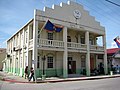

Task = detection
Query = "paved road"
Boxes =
[0,77,120,90]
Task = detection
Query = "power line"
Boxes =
[105,0,120,7]
[77,0,120,25]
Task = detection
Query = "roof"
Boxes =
[7,19,33,42]
[107,48,120,54]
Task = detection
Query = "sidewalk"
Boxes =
[0,71,120,83]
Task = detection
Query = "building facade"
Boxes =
[0,48,6,71]
[107,48,120,73]
[4,1,108,78]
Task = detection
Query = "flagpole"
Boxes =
[38,20,48,39]
[39,20,48,34]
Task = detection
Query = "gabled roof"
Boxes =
[107,48,120,55]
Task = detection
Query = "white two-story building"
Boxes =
[4,1,108,78]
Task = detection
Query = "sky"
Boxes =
[0,0,120,48]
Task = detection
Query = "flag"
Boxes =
[114,36,120,48]
[44,20,55,31]
[54,25,63,32]
[44,20,63,32]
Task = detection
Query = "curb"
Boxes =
[1,78,33,83]
[37,75,120,83]
[1,75,120,84]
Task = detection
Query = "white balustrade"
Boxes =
[29,39,33,46]
[67,42,87,50]
[37,39,104,52]
[39,39,64,48]
[28,39,33,49]
[90,45,104,51]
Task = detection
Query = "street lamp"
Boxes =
[42,55,46,80]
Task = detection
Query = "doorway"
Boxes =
[90,56,94,71]
[68,61,76,74]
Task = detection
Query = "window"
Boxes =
[89,38,94,45]
[68,57,72,61]
[37,56,40,68]
[67,36,71,42]
[48,32,53,40]
[81,55,86,67]
[98,54,103,59]
[47,56,53,68]
[81,37,85,44]
[26,31,28,43]
[20,57,22,67]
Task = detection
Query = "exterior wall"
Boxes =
[112,59,120,67]
[0,51,6,70]
[5,1,107,78]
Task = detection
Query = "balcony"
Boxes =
[36,39,104,53]
[67,42,87,51]
[29,39,33,49]
[90,45,104,52]
[14,45,21,51]
[38,39,64,49]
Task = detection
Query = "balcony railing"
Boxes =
[38,39,64,48]
[67,42,87,50]
[90,45,104,51]
[37,39,104,52]
[29,39,33,49]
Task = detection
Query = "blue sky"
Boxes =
[0,0,120,48]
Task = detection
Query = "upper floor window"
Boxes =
[89,38,94,45]
[48,32,53,40]
[81,37,85,44]
[67,36,71,42]
[25,31,28,43]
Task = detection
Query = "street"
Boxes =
[0,77,120,90]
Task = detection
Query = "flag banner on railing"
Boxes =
[44,20,63,32]
[114,36,120,48]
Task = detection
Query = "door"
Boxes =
[90,56,94,71]
[71,61,76,74]
[68,61,76,74]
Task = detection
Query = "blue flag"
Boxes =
[114,36,120,48]
[44,20,63,32]
[44,20,54,31]
[54,25,63,32]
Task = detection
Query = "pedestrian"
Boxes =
[29,67,35,81]
[116,65,119,74]
[24,66,29,79]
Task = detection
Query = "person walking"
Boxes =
[24,66,29,79]
[116,65,119,74]
[29,67,35,81]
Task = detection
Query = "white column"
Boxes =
[33,9,38,81]
[103,35,108,74]
[85,31,90,76]
[13,38,15,74]
[22,29,25,71]
[63,27,68,78]
[18,33,20,75]
[26,25,30,66]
